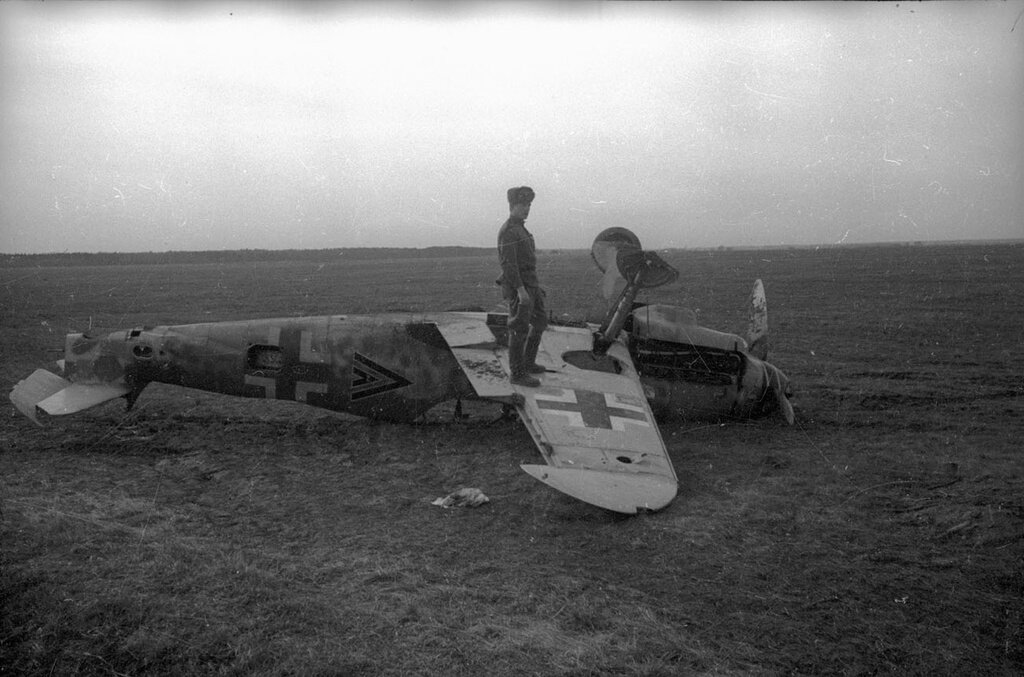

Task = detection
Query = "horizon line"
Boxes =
[3,236,1023,259]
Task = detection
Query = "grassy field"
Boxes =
[2,242,1022,675]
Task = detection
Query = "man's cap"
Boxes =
[507,186,536,206]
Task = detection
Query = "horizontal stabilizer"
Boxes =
[39,382,131,417]
[10,369,70,426]
[520,465,677,514]
[9,369,130,425]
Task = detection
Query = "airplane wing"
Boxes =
[437,313,677,514]
[10,369,130,426]
[433,313,518,401]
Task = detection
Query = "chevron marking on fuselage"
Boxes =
[350,353,411,401]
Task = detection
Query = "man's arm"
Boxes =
[498,228,525,291]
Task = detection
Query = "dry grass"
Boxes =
[2,243,1022,675]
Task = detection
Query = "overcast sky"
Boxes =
[1,1,1022,253]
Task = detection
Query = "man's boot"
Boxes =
[523,331,546,374]
[508,331,540,387]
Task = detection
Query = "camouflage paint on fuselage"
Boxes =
[77,314,477,422]
[53,309,792,426]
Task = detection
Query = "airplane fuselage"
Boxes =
[65,313,481,422]
[58,309,791,425]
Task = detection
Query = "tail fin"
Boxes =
[746,279,769,361]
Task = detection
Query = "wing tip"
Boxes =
[521,464,677,514]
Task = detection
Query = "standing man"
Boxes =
[497,186,547,387]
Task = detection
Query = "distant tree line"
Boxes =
[4,239,1018,269]
[1,246,499,268]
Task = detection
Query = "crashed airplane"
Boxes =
[10,228,793,514]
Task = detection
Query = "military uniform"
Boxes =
[497,186,547,386]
